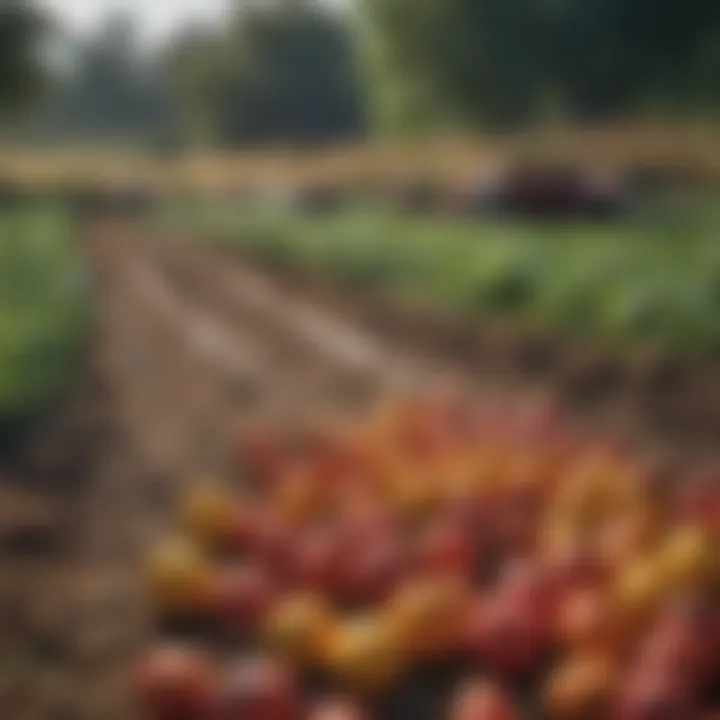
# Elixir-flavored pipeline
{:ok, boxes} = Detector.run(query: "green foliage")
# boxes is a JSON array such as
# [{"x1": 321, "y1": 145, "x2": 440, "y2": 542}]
[
  {"x1": 38, "y1": 13, "x2": 171, "y2": 141},
  {"x1": 166, "y1": 203, "x2": 720, "y2": 354},
  {"x1": 359, "y1": 0, "x2": 720, "y2": 129},
  {"x1": 0, "y1": 206, "x2": 88, "y2": 423},
  {"x1": 361, "y1": 0, "x2": 548, "y2": 130},
  {"x1": 169, "y1": 0, "x2": 364, "y2": 146},
  {"x1": 0, "y1": 0, "x2": 46, "y2": 117}
]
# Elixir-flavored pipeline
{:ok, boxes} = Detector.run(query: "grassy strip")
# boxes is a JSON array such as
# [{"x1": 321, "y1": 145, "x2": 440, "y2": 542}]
[
  {"x1": 164, "y1": 201, "x2": 720, "y2": 354},
  {"x1": 0, "y1": 205, "x2": 89, "y2": 430}
]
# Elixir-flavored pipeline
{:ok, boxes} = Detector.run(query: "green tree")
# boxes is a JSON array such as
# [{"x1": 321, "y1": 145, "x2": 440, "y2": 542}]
[
  {"x1": 168, "y1": 0, "x2": 364, "y2": 146},
  {"x1": 360, "y1": 0, "x2": 550, "y2": 131},
  {"x1": 44, "y1": 13, "x2": 170, "y2": 140},
  {"x1": 0, "y1": 0, "x2": 47, "y2": 117},
  {"x1": 359, "y1": 0, "x2": 720, "y2": 130}
]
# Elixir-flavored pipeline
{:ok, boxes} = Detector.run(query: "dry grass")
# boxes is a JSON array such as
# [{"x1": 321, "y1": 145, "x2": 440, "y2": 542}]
[{"x1": 5, "y1": 123, "x2": 720, "y2": 195}]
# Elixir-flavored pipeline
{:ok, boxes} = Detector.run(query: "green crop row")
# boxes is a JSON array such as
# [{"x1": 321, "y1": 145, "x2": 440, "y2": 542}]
[
  {"x1": 0, "y1": 205, "x2": 89, "y2": 430},
  {"x1": 165, "y1": 200, "x2": 720, "y2": 354}
]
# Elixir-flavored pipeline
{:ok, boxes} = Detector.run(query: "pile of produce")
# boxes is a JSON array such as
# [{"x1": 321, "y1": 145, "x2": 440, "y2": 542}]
[{"x1": 136, "y1": 394, "x2": 719, "y2": 719}]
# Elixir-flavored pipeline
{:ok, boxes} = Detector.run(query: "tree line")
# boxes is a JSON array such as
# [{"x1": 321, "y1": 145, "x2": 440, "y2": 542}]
[
  {"x1": 361, "y1": 0, "x2": 720, "y2": 130},
  {"x1": 3, "y1": 0, "x2": 720, "y2": 144}
]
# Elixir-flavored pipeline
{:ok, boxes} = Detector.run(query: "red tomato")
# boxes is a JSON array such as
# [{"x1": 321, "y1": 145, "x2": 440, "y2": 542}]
[
  {"x1": 638, "y1": 597, "x2": 719, "y2": 692},
  {"x1": 613, "y1": 664, "x2": 698, "y2": 720},
  {"x1": 493, "y1": 506, "x2": 537, "y2": 558},
  {"x1": 414, "y1": 517, "x2": 476, "y2": 579},
  {"x1": 215, "y1": 656, "x2": 301, "y2": 720},
  {"x1": 557, "y1": 588, "x2": 624, "y2": 653},
  {"x1": 134, "y1": 644, "x2": 218, "y2": 720},
  {"x1": 461, "y1": 595, "x2": 493, "y2": 658},
  {"x1": 444, "y1": 496, "x2": 490, "y2": 538},
  {"x1": 340, "y1": 531, "x2": 407, "y2": 607},
  {"x1": 546, "y1": 546, "x2": 605, "y2": 594},
  {"x1": 228, "y1": 507, "x2": 291, "y2": 568},
  {"x1": 447, "y1": 679, "x2": 519, "y2": 720},
  {"x1": 675, "y1": 477, "x2": 720, "y2": 532},
  {"x1": 308, "y1": 697, "x2": 370, "y2": 720},
  {"x1": 499, "y1": 558, "x2": 557, "y2": 624},
  {"x1": 210, "y1": 563, "x2": 277, "y2": 631},
  {"x1": 288, "y1": 526, "x2": 347, "y2": 596},
  {"x1": 462, "y1": 587, "x2": 551, "y2": 680},
  {"x1": 341, "y1": 497, "x2": 398, "y2": 542}
]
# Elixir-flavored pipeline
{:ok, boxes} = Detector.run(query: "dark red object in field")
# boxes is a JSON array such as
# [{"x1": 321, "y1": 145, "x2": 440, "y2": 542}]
[
  {"x1": 210, "y1": 562, "x2": 277, "y2": 631},
  {"x1": 477, "y1": 162, "x2": 627, "y2": 220},
  {"x1": 214, "y1": 656, "x2": 301, "y2": 720},
  {"x1": 308, "y1": 697, "x2": 370, "y2": 720},
  {"x1": 288, "y1": 526, "x2": 348, "y2": 595},
  {"x1": 134, "y1": 645, "x2": 218, "y2": 720},
  {"x1": 447, "y1": 679, "x2": 519, "y2": 720}
]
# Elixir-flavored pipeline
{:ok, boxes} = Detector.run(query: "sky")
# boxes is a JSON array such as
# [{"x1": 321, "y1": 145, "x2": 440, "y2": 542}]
[{"x1": 41, "y1": 0, "x2": 234, "y2": 44}]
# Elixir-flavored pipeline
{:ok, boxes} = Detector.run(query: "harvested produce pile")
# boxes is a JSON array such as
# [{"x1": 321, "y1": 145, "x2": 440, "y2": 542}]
[{"x1": 136, "y1": 394, "x2": 719, "y2": 719}]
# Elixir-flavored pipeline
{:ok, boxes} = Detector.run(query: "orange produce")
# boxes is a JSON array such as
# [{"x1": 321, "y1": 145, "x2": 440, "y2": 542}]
[
  {"x1": 273, "y1": 463, "x2": 326, "y2": 527},
  {"x1": 471, "y1": 447, "x2": 510, "y2": 495},
  {"x1": 144, "y1": 536, "x2": 216, "y2": 617},
  {"x1": 321, "y1": 613, "x2": 407, "y2": 693},
  {"x1": 543, "y1": 652, "x2": 618, "y2": 719},
  {"x1": 388, "y1": 465, "x2": 442, "y2": 522},
  {"x1": 655, "y1": 525, "x2": 715, "y2": 592},
  {"x1": 506, "y1": 448, "x2": 559, "y2": 499},
  {"x1": 539, "y1": 519, "x2": 589, "y2": 568},
  {"x1": 263, "y1": 593, "x2": 335, "y2": 666},
  {"x1": 613, "y1": 556, "x2": 665, "y2": 628},
  {"x1": 436, "y1": 452, "x2": 481, "y2": 496},
  {"x1": 557, "y1": 588, "x2": 625, "y2": 653},
  {"x1": 594, "y1": 507, "x2": 662, "y2": 572},
  {"x1": 553, "y1": 450, "x2": 632, "y2": 525},
  {"x1": 386, "y1": 576, "x2": 469, "y2": 660},
  {"x1": 180, "y1": 482, "x2": 237, "y2": 549}
]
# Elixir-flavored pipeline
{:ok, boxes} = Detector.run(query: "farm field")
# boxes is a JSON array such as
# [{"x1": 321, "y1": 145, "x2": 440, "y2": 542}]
[
  {"x1": 164, "y1": 201, "x2": 720, "y2": 354},
  {"x1": 0, "y1": 206, "x2": 718, "y2": 720},
  {"x1": 6, "y1": 0, "x2": 720, "y2": 711}
]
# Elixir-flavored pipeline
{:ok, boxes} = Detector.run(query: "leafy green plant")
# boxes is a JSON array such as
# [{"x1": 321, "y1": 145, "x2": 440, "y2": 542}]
[
  {"x1": 0, "y1": 205, "x2": 88, "y2": 427},
  {"x1": 164, "y1": 203, "x2": 720, "y2": 355}
]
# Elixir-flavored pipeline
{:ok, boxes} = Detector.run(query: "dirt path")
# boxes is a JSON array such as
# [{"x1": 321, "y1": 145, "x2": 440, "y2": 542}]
[{"x1": 0, "y1": 221, "x2": 479, "y2": 720}]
